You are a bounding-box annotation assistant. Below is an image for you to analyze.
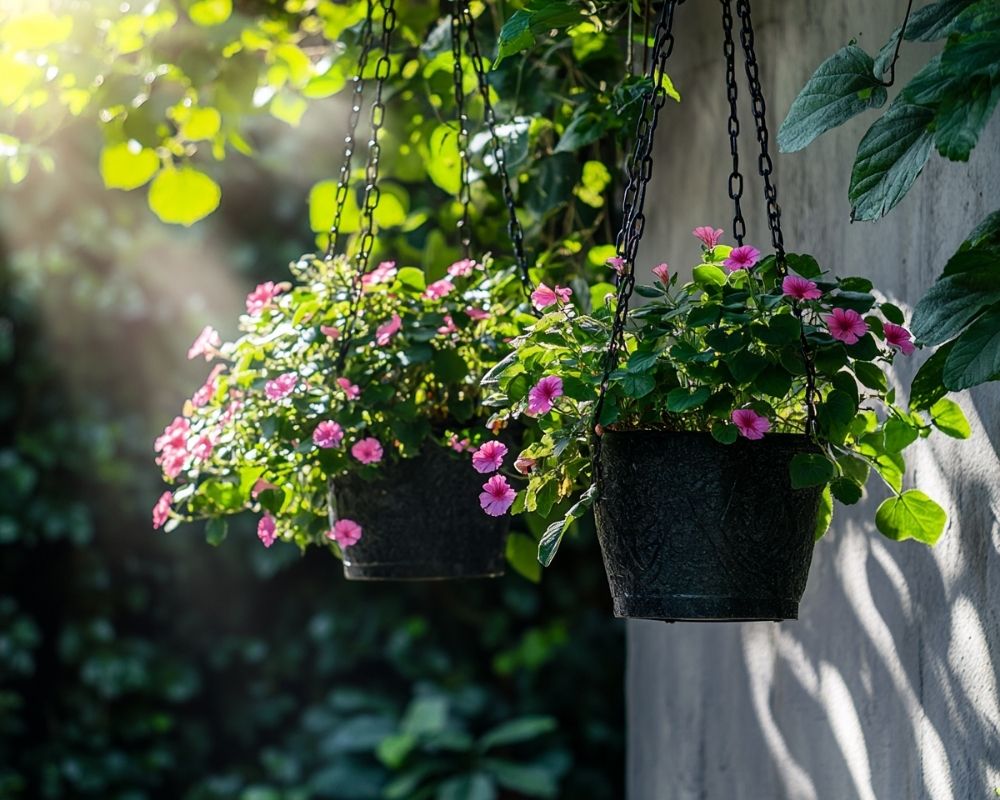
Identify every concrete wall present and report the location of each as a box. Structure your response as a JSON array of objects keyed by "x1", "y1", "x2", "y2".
[{"x1": 628, "y1": 2, "x2": 1000, "y2": 799}]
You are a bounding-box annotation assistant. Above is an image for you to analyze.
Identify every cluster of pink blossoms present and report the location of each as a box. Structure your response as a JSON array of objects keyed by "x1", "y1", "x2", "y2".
[{"x1": 471, "y1": 439, "x2": 516, "y2": 516}]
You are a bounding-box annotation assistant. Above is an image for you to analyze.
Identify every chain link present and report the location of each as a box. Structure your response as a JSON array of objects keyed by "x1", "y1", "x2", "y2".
[
  {"x1": 325, "y1": 1, "x2": 376, "y2": 259},
  {"x1": 593, "y1": 0, "x2": 680, "y2": 432},
  {"x1": 459, "y1": 2, "x2": 533, "y2": 299},
  {"x1": 451, "y1": 1, "x2": 472, "y2": 259},
  {"x1": 721, "y1": 0, "x2": 745, "y2": 246}
]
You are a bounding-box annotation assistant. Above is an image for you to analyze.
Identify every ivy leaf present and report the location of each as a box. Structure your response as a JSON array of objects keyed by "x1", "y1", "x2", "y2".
[
  {"x1": 849, "y1": 102, "x2": 934, "y2": 221},
  {"x1": 942, "y1": 304, "x2": 1000, "y2": 389},
  {"x1": 789, "y1": 452, "x2": 836, "y2": 488},
  {"x1": 929, "y1": 397, "x2": 972, "y2": 438},
  {"x1": 148, "y1": 166, "x2": 221, "y2": 226},
  {"x1": 875, "y1": 490, "x2": 947, "y2": 545},
  {"x1": 100, "y1": 142, "x2": 160, "y2": 190},
  {"x1": 778, "y1": 45, "x2": 888, "y2": 153}
]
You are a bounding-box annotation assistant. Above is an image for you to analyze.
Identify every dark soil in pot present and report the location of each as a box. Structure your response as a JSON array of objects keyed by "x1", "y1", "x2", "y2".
[
  {"x1": 594, "y1": 429, "x2": 823, "y2": 622},
  {"x1": 334, "y1": 443, "x2": 510, "y2": 580}
]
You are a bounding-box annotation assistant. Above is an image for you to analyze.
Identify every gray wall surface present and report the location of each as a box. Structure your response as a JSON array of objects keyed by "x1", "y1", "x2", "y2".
[{"x1": 628, "y1": 2, "x2": 1000, "y2": 799}]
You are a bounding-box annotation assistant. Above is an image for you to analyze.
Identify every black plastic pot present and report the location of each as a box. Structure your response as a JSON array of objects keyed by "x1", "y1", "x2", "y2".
[
  {"x1": 594, "y1": 430, "x2": 822, "y2": 622},
  {"x1": 333, "y1": 444, "x2": 509, "y2": 580}
]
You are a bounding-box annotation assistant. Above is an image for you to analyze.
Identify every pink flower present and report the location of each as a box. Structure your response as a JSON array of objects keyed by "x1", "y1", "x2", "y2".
[
  {"x1": 362, "y1": 260, "x2": 397, "y2": 288},
  {"x1": 265, "y1": 372, "x2": 298, "y2": 400},
  {"x1": 883, "y1": 323, "x2": 915, "y2": 355},
  {"x1": 337, "y1": 377, "x2": 361, "y2": 400},
  {"x1": 531, "y1": 282, "x2": 572, "y2": 311},
  {"x1": 825, "y1": 307, "x2": 868, "y2": 345},
  {"x1": 423, "y1": 278, "x2": 454, "y2": 300},
  {"x1": 327, "y1": 518, "x2": 363, "y2": 548},
  {"x1": 257, "y1": 514, "x2": 277, "y2": 547},
  {"x1": 155, "y1": 416, "x2": 190, "y2": 453},
  {"x1": 472, "y1": 440, "x2": 508, "y2": 474},
  {"x1": 514, "y1": 455, "x2": 536, "y2": 474},
  {"x1": 313, "y1": 420, "x2": 344, "y2": 448},
  {"x1": 652, "y1": 263, "x2": 670, "y2": 285},
  {"x1": 246, "y1": 281, "x2": 284, "y2": 315},
  {"x1": 465, "y1": 306, "x2": 489, "y2": 321},
  {"x1": 732, "y1": 408, "x2": 771, "y2": 440},
  {"x1": 189, "y1": 433, "x2": 214, "y2": 461},
  {"x1": 320, "y1": 325, "x2": 340, "y2": 339},
  {"x1": 152, "y1": 491, "x2": 172, "y2": 529},
  {"x1": 527, "y1": 375, "x2": 564, "y2": 415},
  {"x1": 351, "y1": 437, "x2": 383, "y2": 465},
  {"x1": 375, "y1": 313, "x2": 402, "y2": 346},
  {"x1": 782, "y1": 274, "x2": 822, "y2": 300},
  {"x1": 187, "y1": 325, "x2": 221, "y2": 360},
  {"x1": 159, "y1": 449, "x2": 187, "y2": 479},
  {"x1": 724, "y1": 245, "x2": 762, "y2": 272},
  {"x1": 437, "y1": 315, "x2": 458, "y2": 336},
  {"x1": 447, "y1": 258, "x2": 478, "y2": 277},
  {"x1": 449, "y1": 434, "x2": 471, "y2": 452},
  {"x1": 251, "y1": 478, "x2": 277, "y2": 499},
  {"x1": 479, "y1": 474, "x2": 516, "y2": 516},
  {"x1": 693, "y1": 226, "x2": 724, "y2": 249},
  {"x1": 191, "y1": 364, "x2": 226, "y2": 408},
  {"x1": 606, "y1": 256, "x2": 626, "y2": 275}
]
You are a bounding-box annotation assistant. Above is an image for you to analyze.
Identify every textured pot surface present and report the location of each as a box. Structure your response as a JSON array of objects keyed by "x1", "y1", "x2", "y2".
[
  {"x1": 594, "y1": 430, "x2": 822, "y2": 622},
  {"x1": 335, "y1": 444, "x2": 509, "y2": 580}
]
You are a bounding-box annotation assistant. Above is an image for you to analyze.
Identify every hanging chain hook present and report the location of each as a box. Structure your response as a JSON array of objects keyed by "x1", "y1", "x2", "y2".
[
  {"x1": 721, "y1": 0, "x2": 745, "y2": 247},
  {"x1": 879, "y1": 0, "x2": 915, "y2": 87},
  {"x1": 451, "y1": 0, "x2": 473, "y2": 259}
]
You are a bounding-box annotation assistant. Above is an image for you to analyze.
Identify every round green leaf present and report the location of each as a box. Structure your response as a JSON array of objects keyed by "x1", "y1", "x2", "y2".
[
  {"x1": 875, "y1": 490, "x2": 947, "y2": 545},
  {"x1": 789, "y1": 452, "x2": 836, "y2": 489},
  {"x1": 929, "y1": 397, "x2": 971, "y2": 438},
  {"x1": 100, "y1": 142, "x2": 160, "y2": 190},
  {"x1": 148, "y1": 166, "x2": 221, "y2": 226},
  {"x1": 187, "y1": 0, "x2": 232, "y2": 26}
]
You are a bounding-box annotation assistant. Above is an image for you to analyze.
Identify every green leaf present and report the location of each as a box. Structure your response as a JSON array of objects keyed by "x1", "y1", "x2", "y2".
[
  {"x1": 148, "y1": 166, "x2": 221, "y2": 226},
  {"x1": 665, "y1": 386, "x2": 711, "y2": 412},
  {"x1": 933, "y1": 81, "x2": 1000, "y2": 162},
  {"x1": 626, "y1": 350, "x2": 659, "y2": 373},
  {"x1": 830, "y1": 477, "x2": 863, "y2": 505},
  {"x1": 849, "y1": 102, "x2": 934, "y2": 221},
  {"x1": 711, "y1": 422, "x2": 738, "y2": 444},
  {"x1": 395, "y1": 266, "x2": 426, "y2": 293},
  {"x1": 725, "y1": 350, "x2": 768, "y2": 383},
  {"x1": 875, "y1": 490, "x2": 947, "y2": 545},
  {"x1": 621, "y1": 372, "x2": 656, "y2": 398},
  {"x1": 692, "y1": 265, "x2": 727, "y2": 287},
  {"x1": 426, "y1": 123, "x2": 461, "y2": 195},
  {"x1": 308, "y1": 178, "x2": 359, "y2": 234},
  {"x1": 910, "y1": 270, "x2": 1000, "y2": 345},
  {"x1": 438, "y1": 773, "x2": 496, "y2": 800},
  {"x1": 432, "y1": 348, "x2": 469, "y2": 383},
  {"x1": 942, "y1": 305, "x2": 1000, "y2": 389},
  {"x1": 785, "y1": 253, "x2": 823, "y2": 278},
  {"x1": 506, "y1": 533, "x2": 541, "y2": 582},
  {"x1": 100, "y1": 143, "x2": 160, "y2": 190},
  {"x1": 538, "y1": 485, "x2": 594, "y2": 566},
  {"x1": 778, "y1": 45, "x2": 888, "y2": 152},
  {"x1": 884, "y1": 417, "x2": 919, "y2": 452},
  {"x1": 814, "y1": 485, "x2": 834, "y2": 540},
  {"x1": 755, "y1": 314, "x2": 801, "y2": 345},
  {"x1": 187, "y1": 0, "x2": 232, "y2": 26},
  {"x1": 790, "y1": 452, "x2": 836, "y2": 488},
  {"x1": 909, "y1": 341, "x2": 954, "y2": 410},
  {"x1": 205, "y1": 517, "x2": 228, "y2": 546},
  {"x1": 494, "y1": 2, "x2": 584, "y2": 66},
  {"x1": 903, "y1": 0, "x2": 978, "y2": 41},
  {"x1": 853, "y1": 360, "x2": 888, "y2": 391},
  {"x1": 929, "y1": 397, "x2": 971, "y2": 438},
  {"x1": 480, "y1": 716, "x2": 557, "y2": 751},
  {"x1": 484, "y1": 759, "x2": 558, "y2": 798}
]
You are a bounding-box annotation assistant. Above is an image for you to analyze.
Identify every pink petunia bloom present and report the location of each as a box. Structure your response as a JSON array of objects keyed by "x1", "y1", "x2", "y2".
[
  {"x1": 251, "y1": 478, "x2": 277, "y2": 499},
  {"x1": 375, "y1": 313, "x2": 402, "y2": 346},
  {"x1": 191, "y1": 364, "x2": 226, "y2": 408},
  {"x1": 155, "y1": 416, "x2": 190, "y2": 453},
  {"x1": 824, "y1": 307, "x2": 869, "y2": 345},
  {"x1": 472, "y1": 440, "x2": 508, "y2": 474},
  {"x1": 465, "y1": 306, "x2": 489, "y2": 321},
  {"x1": 423, "y1": 278, "x2": 455, "y2": 300},
  {"x1": 351, "y1": 437, "x2": 383, "y2": 465},
  {"x1": 693, "y1": 226, "x2": 724, "y2": 249},
  {"x1": 527, "y1": 375, "x2": 564, "y2": 415},
  {"x1": 437, "y1": 315, "x2": 458, "y2": 336},
  {"x1": 265, "y1": 372, "x2": 298, "y2": 400},
  {"x1": 246, "y1": 281, "x2": 285, "y2": 315},
  {"x1": 337, "y1": 377, "x2": 361, "y2": 400},
  {"x1": 724, "y1": 245, "x2": 762, "y2": 272},
  {"x1": 187, "y1": 325, "x2": 221, "y2": 360},
  {"x1": 328, "y1": 518, "x2": 363, "y2": 548},
  {"x1": 606, "y1": 256, "x2": 626, "y2": 275},
  {"x1": 362, "y1": 260, "x2": 397, "y2": 288},
  {"x1": 652, "y1": 263, "x2": 670, "y2": 285},
  {"x1": 449, "y1": 434, "x2": 471, "y2": 452},
  {"x1": 320, "y1": 325, "x2": 340, "y2": 340},
  {"x1": 480, "y1": 474, "x2": 516, "y2": 517},
  {"x1": 447, "y1": 258, "x2": 478, "y2": 277},
  {"x1": 514, "y1": 455, "x2": 536, "y2": 474},
  {"x1": 159, "y1": 449, "x2": 187, "y2": 479},
  {"x1": 732, "y1": 408, "x2": 771, "y2": 440},
  {"x1": 531, "y1": 282, "x2": 572, "y2": 311},
  {"x1": 883, "y1": 322, "x2": 915, "y2": 355},
  {"x1": 313, "y1": 420, "x2": 344, "y2": 449},
  {"x1": 257, "y1": 514, "x2": 277, "y2": 547},
  {"x1": 152, "y1": 491, "x2": 172, "y2": 530},
  {"x1": 782, "y1": 275, "x2": 823, "y2": 301},
  {"x1": 189, "y1": 433, "x2": 214, "y2": 461}
]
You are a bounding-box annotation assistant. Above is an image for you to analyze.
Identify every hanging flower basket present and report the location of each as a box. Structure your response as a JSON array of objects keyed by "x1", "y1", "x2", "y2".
[
  {"x1": 594, "y1": 430, "x2": 822, "y2": 621},
  {"x1": 333, "y1": 443, "x2": 510, "y2": 580}
]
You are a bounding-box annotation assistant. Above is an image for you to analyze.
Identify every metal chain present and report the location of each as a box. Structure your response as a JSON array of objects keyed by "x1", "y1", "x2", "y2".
[
  {"x1": 325, "y1": 1, "x2": 376, "y2": 259},
  {"x1": 593, "y1": 0, "x2": 679, "y2": 432},
  {"x1": 336, "y1": 0, "x2": 397, "y2": 370},
  {"x1": 459, "y1": 2, "x2": 533, "y2": 299},
  {"x1": 735, "y1": 0, "x2": 816, "y2": 433},
  {"x1": 721, "y1": 0, "x2": 745, "y2": 246},
  {"x1": 451, "y1": 1, "x2": 472, "y2": 259}
]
